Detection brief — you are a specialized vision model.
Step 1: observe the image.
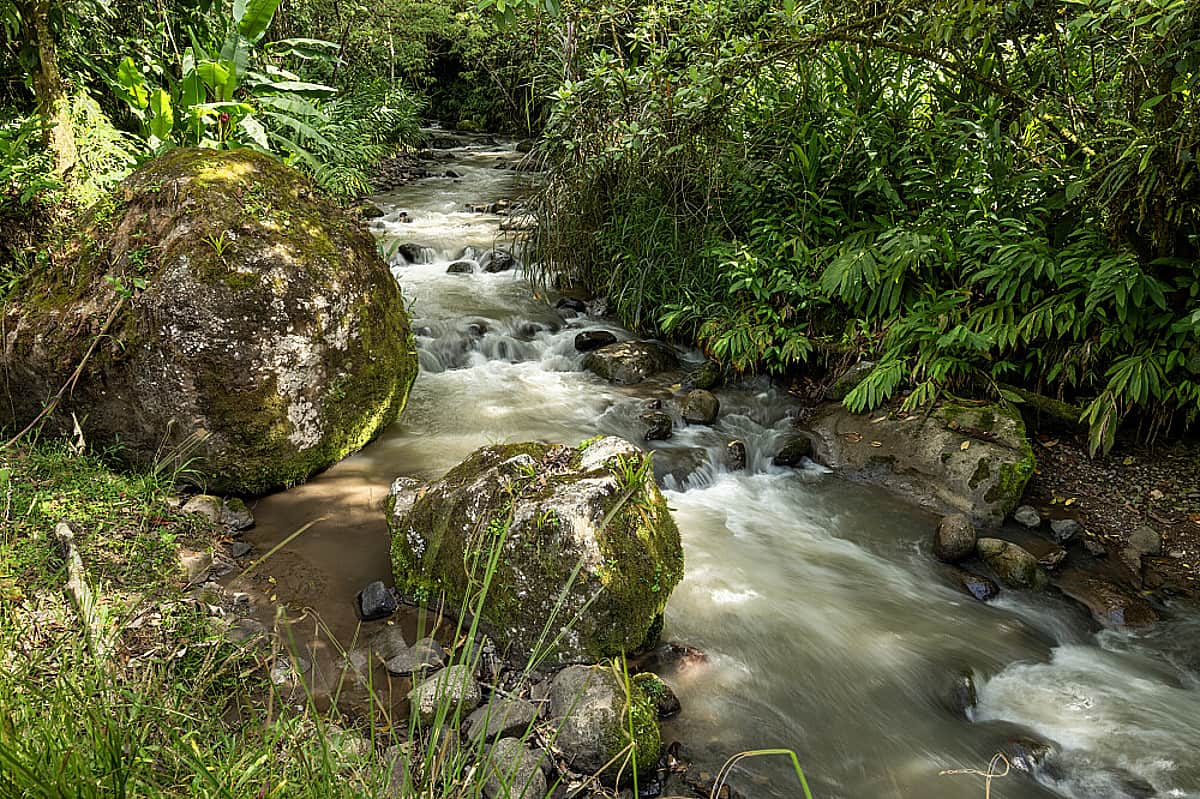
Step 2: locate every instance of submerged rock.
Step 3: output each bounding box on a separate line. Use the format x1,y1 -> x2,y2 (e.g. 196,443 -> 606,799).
583,341 -> 679,385
547,665 -> 662,783
387,437 -> 684,664
726,440 -> 748,471
953,568 -> 1000,602
1053,569 -> 1160,627
977,538 -> 1048,590
807,401 -> 1035,524
641,410 -> 673,441
772,434 -> 814,467
0,148 -> 418,494
385,637 -> 446,676
933,513 -> 976,562
446,260 -> 475,274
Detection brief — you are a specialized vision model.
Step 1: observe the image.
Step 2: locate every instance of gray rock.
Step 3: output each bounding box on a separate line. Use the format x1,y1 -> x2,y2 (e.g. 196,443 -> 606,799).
806,401 -> 1035,525
357,581 -> 398,621
574,330 -> 618,352
181,495 -> 224,524
652,447 -> 708,485
583,341 -> 679,385
178,549 -> 212,583
482,738 -> 548,799
1083,535 -> 1108,557
408,664 -> 481,723
1122,525 -> 1163,576
945,669 -> 977,716
726,440 -> 747,471
953,568 -> 1000,602
546,665 -> 661,781
1049,518 -> 1081,543
933,513 -> 976,562
221,498 -> 255,530
1014,505 -> 1042,528
1054,568 -> 1160,627
772,434 -> 813,467
226,541 -> 253,559
385,637 -> 446,676
641,411 -> 673,442
366,626 -> 412,661
1003,736 -> 1054,773
827,360 -> 876,401
463,696 -> 539,743
977,538 -> 1048,590
446,260 -> 475,274
680,390 -> 720,425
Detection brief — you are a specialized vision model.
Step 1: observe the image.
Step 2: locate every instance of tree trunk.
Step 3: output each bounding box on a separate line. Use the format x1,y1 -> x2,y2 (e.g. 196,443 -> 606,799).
22,0 -> 77,182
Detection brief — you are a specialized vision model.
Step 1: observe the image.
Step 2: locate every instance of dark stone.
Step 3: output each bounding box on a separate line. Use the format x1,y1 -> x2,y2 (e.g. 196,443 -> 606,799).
945,669 -> 977,716
444,169 -> 463,178
516,139 -> 536,153
953,568 -> 1000,602
394,242 -> 431,264
1053,568 -> 1160,627
642,411 -> 673,441
726,440 -> 747,471
479,249 -> 519,273
356,580 -> 398,621
584,341 -> 679,385
1003,736 -> 1054,773
977,538 -> 1048,590
555,297 -> 587,314
772,435 -> 814,467
1049,518 -> 1081,543
933,513 -> 976,562
680,390 -> 720,425
575,330 -> 618,352
1013,505 -> 1042,528
446,260 -> 475,274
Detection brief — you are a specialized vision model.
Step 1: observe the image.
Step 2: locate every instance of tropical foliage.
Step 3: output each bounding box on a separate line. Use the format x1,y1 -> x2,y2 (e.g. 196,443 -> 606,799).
527,0 -> 1200,450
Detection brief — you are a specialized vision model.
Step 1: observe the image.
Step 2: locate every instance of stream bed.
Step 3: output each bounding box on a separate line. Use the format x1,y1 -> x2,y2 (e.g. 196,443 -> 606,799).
232,137 -> 1200,799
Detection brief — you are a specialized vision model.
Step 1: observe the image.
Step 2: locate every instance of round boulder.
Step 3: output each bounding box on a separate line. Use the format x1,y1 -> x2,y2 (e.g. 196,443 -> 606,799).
388,438 -> 684,664
547,665 -> 661,783
772,434 -> 814,467
575,330 -> 618,352
933,513 -> 976,562
1,148 -> 417,494
977,538 -> 1048,590
680,389 -> 720,425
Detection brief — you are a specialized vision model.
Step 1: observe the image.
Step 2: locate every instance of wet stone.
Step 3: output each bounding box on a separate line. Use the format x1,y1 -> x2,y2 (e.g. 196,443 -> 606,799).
1013,505 -> 1042,528
356,580 -> 398,621
642,411 -> 673,441
680,389 -> 720,425
385,637 -> 446,676
953,568 -> 1000,602
772,434 -> 813,467
446,260 -> 475,274
575,330 -> 618,352
933,513 -> 976,563
1049,518 -> 1081,543
463,696 -> 539,743
726,440 -> 747,471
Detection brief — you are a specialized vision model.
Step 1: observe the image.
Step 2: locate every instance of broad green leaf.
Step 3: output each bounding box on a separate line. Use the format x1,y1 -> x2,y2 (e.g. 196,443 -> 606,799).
148,88 -> 174,142
252,80 -> 336,98
239,114 -> 270,149
237,0 -> 283,41
116,56 -> 149,110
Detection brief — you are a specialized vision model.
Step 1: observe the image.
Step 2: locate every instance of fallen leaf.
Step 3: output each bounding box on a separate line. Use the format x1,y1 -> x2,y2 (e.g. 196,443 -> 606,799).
1123,456 -> 1134,465
960,440 -> 970,451
1150,489 -> 1164,500
269,594 -> 277,601
871,416 -> 887,423
870,440 -> 883,448
1043,439 -> 1059,448
845,432 -> 863,443
1065,498 -> 1076,506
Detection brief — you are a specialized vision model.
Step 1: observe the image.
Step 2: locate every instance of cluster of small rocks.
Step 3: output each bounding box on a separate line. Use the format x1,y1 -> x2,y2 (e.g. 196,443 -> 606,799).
931,504 -> 1161,627
176,494 -> 257,582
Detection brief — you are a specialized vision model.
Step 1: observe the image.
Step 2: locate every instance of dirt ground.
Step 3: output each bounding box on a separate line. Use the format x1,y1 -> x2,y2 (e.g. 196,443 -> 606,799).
1024,430 -> 1200,600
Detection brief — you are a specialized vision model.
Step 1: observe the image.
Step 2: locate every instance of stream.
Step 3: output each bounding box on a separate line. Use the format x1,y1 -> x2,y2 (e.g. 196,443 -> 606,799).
232,137 -> 1200,799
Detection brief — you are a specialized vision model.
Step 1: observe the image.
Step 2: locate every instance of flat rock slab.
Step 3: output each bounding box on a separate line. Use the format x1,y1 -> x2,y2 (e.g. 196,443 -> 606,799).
807,401 -> 1035,525
1054,568 -> 1160,627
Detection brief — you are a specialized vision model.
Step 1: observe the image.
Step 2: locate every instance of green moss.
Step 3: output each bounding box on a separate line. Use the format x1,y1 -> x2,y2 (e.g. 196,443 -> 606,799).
599,674 -> 662,781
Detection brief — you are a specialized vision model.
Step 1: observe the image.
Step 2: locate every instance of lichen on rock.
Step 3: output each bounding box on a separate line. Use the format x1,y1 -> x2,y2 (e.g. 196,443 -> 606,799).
1,147 -> 418,494
387,437 -> 684,665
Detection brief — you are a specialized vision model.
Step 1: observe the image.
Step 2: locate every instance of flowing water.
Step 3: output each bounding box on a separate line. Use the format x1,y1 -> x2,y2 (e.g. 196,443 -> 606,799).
236,137 -> 1200,799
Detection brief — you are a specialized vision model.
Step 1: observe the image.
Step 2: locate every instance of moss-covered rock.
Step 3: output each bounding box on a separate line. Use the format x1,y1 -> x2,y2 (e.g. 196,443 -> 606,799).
546,664 -> 662,784
807,401 -> 1035,524
1,148 -> 417,494
387,436 -> 684,665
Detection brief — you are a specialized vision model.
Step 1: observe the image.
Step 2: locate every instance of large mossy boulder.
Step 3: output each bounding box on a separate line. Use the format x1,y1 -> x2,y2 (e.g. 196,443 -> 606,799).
387,437 -> 684,665
807,401 -> 1035,524
1,148 -> 417,493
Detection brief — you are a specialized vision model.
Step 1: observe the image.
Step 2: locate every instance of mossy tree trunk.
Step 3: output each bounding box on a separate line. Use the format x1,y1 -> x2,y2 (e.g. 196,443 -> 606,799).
18,0 -> 77,184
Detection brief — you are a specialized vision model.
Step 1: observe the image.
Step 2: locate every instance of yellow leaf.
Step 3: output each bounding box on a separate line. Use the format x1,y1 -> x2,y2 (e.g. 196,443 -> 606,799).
870,440 -> 883,448
1065,498 -> 1076,506
270,594 -> 277,601
960,440 -> 970,450
1123,456 -> 1134,465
